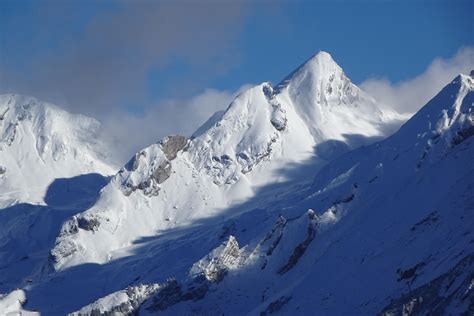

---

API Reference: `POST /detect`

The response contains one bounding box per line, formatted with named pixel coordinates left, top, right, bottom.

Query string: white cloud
left=100, top=86, right=251, bottom=164
left=360, top=47, right=474, bottom=114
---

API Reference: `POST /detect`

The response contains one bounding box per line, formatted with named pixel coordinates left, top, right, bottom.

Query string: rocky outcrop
left=260, top=296, right=292, bottom=315
left=380, top=253, right=474, bottom=316
left=262, top=216, right=287, bottom=257
left=70, top=284, right=160, bottom=316
left=160, top=135, right=188, bottom=160
left=263, top=84, right=288, bottom=131
left=119, top=135, right=188, bottom=197
left=145, top=277, right=209, bottom=312
left=146, top=237, right=242, bottom=312
left=49, top=239, right=79, bottom=266
left=237, top=136, right=278, bottom=174
left=77, top=215, right=101, bottom=232
left=0, top=166, right=6, bottom=175
left=0, top=106, right=9, bottom=120
left=191, top=235, right=241, bottom=283
left=0, top=103, right=33, bottom=150
left=452, top=121, right=474, bottom=146
left=278, top=211, right=318, bottom=275
left=49, top=214, right=102, bottom=266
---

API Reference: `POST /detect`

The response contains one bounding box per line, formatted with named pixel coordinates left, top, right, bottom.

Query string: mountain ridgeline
left=0, top=52, right=472, bottom=315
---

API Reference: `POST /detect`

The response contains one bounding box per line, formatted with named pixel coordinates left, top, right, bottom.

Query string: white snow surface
left=50, top=52, right=406, bottom=271
left=0, top=289, right=39, bottom=315
left=0, top=94, right=116, bottom=207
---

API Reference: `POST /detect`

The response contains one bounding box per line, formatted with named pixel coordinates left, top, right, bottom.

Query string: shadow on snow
left=4, top=134, right=387, bottom=314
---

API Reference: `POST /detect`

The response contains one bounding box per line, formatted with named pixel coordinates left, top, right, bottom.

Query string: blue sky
left=1, top=0, right=472, bottom=105
left=0, top=0, right=473, bottom=159
left=143, top=0, right=474, bottom=101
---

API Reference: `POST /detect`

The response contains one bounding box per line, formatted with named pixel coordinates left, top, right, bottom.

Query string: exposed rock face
left=119, top=135, right=188, bottom=197
left=0, top=103, right=32, bottom=150
left=49, top=239, right=78, bottom=265
left=77, top=215, right=101, bottom=232
left=145, top=277, right=210, bottom=312
left=70, top=284, right=160, bottom=316
left=146, top=237, right=242, bottom=312
left=452, top=121, right=474, bottom=146
left=147, top=279, right=183, bottom=312
left=237, top=136, right=278, bottom=175
left=260, top=296, right=292, bottom=315
left=152, top=160, right=172, bottom=184
left=262, top=216, right=287, bottom=257
left=49, top=214, right=103, bottom=266
left=380, top=253, right=474, bottom=316
left=160, top=135, right=188, bottom=160
left=57, top=214, right=102, bottom=237
left=278, top=211, right=318, bottom=275
left=263, top=84, right=288, bottom=132
left=147, top=276, right=210, bottom=311
left=191, top=236, right=241, bottom=283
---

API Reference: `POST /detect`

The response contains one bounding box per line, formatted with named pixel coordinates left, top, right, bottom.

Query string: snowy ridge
left=69, top=284, right=160, bottom=316
left=0, top=94, right=116, bottom=206
left=50, top=52, right=406, bottom=271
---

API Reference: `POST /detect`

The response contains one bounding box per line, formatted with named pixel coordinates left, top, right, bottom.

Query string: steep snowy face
left=50, top=52, right=406, bottom=271
left=188, top=52, right=404, bottom=186
left=68, top=72, right=474, bottom=316
left=276, top=51, right=393, bottom=142
left=188, top=83, right=304, bottom=186
left=390, top=73, right=473, bottom=156
left=0, top=94, right=116, bottom=206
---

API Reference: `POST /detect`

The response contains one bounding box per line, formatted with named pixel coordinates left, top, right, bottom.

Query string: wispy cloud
left=100, top=86, right=251, bottom=164
left=0, top=1, right=248, bottom=116
left=360, top=47, right=474, bottom=114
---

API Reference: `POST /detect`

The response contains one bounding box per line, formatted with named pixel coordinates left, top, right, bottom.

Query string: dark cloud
left=0, top=0, right=248, bottom=116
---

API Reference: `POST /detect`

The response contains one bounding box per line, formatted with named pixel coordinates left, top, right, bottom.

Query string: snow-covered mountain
left=0, top=52, right=472, bottom=315
left=49, top=52, right=406, bottom=272
left=63, top=71, right=473, bottom=316
left=0, top=94, right=116, bottom=207
left=0, top=94, right=117, bottom=308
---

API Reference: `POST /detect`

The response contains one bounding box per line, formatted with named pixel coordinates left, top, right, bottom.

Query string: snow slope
left=0, top=289, right=39, bottom=315
left=0, top=94, right=116, bottom=207
left=49, top=52, right=406, bottom=272
left=0, top=94, right=117, bottom=306
left=51, top=72, right=473, bottom=315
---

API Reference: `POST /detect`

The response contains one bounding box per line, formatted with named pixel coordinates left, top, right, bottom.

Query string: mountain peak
left=306, top=50, right=336, bottom=65
left=275, top=50, right=344, bottom=92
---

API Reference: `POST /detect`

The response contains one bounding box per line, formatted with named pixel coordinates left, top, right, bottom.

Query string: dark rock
left=260, top=296, right=292, bottom=315
left=153, top=160, right=172, bottom=184
left=77, top=284, right=159, bottom=316
left=278, top=213, right=317, bottom=275
left=380, top=253, right=474, bottom=316
left=452, top=124, right=474, bottom=146
left=77, top=216, right=101, bottom=232
left=161, top=135, right=188, bottom=160
left=147, top=279, right=183, bottom=311
left=410, top=211, right=439, bottom=232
